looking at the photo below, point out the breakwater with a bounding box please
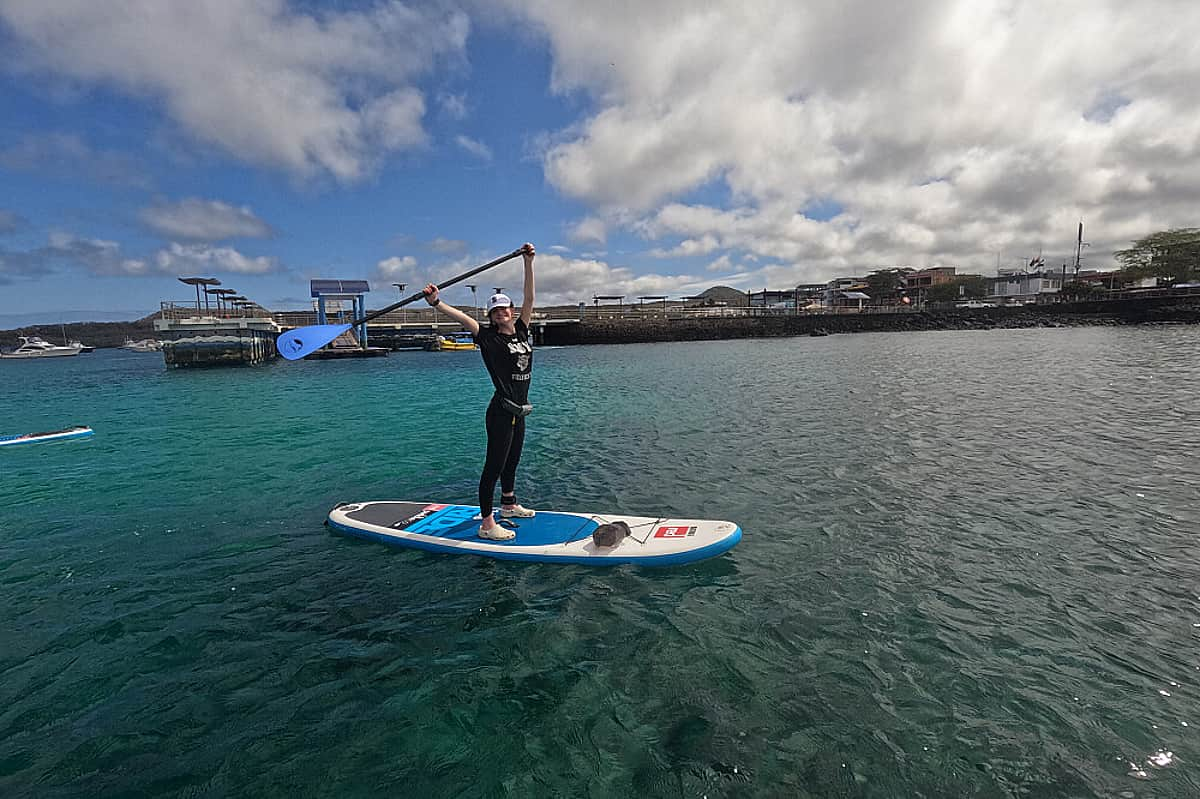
[546,295,1200,346]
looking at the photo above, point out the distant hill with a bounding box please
[0,320,157,350]
[693,286,748,306]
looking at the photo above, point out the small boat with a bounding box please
[429,333,477,351]
[0,425,94,447]
[122,338,162,352]
[69,341,95,353]
[0,336,83,359]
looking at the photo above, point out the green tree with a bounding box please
[1114,228,1200,284]
[865,268,909,304]
[926,276,989,303]
[1061,280,1107,300]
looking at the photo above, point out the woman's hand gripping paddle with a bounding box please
[276,247,528,360]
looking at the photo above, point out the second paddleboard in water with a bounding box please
[0,425,93,447]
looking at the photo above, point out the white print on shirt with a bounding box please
[509,338,532,374]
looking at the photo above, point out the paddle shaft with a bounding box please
[354,248,526,326]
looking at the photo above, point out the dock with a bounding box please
[155,281,281,366]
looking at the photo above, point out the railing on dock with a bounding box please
[159,301,275,321]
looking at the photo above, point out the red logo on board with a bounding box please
[654,526,695,538]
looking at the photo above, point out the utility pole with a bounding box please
[466,284,477,319]
[392,282,407,324]
[1074,221,1084,277]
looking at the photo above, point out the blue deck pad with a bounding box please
[404,505,600,546]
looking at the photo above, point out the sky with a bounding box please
[1,0,1198,325]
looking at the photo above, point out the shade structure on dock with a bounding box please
[206,287,239,313]
[179,277,220,311]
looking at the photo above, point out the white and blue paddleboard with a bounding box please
[0,425,93,448]
[327,501,742,566]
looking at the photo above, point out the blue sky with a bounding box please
[2,1,1197,325]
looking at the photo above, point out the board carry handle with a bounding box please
[276,246,529,360]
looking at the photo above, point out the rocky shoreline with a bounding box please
[545,296,1200,346]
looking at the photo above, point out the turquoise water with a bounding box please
[2,328,1199,798]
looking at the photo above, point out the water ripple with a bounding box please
[1,328,1199,796]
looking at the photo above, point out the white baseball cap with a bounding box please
[487,293,513,312]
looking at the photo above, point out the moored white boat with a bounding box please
[122,338,163,352]
[0,336,83,359]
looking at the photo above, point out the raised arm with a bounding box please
[423,284,480,335]
[519,242,535,326]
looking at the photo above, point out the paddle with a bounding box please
[276,247,528,360]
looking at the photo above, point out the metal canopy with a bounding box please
[179,276,220,310]
[311,279,370,297]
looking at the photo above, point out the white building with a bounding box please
[989,270,1062,304]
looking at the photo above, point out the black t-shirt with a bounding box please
[473,318,533,404]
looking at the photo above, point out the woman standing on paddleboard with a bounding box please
[422,243,536,540]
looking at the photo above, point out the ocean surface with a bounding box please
[2,327,1198,798]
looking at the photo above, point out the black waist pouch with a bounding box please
[499,397,533,417]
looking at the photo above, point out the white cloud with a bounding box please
[429,237,468,254]
[566,215,606,245]
[139,198,273,241]
[438,92,468,120]
[377,255,418,280]
[455,135,493,161]
[46,232,149,276]
[473,251,709,306]
[650,234,720,258]
[152,242,279,275]
[2,232,283,280]
[0,133,150,187]
[0,0,469,181]
[509,0,1200,280]
[427,236,468,251]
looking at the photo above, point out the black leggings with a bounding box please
[479,400,526,518]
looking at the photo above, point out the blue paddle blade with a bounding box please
[276,324,352,360]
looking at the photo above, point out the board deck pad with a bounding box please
[327,501,741,566]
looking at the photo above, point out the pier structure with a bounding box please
[302,279,389,359]
[310,279,371,347]
[154,277,281,366]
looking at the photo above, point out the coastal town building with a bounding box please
[988,269,1062,304]
[747,284,825,311]
[903,267,957,290]
[823,276,868,308]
